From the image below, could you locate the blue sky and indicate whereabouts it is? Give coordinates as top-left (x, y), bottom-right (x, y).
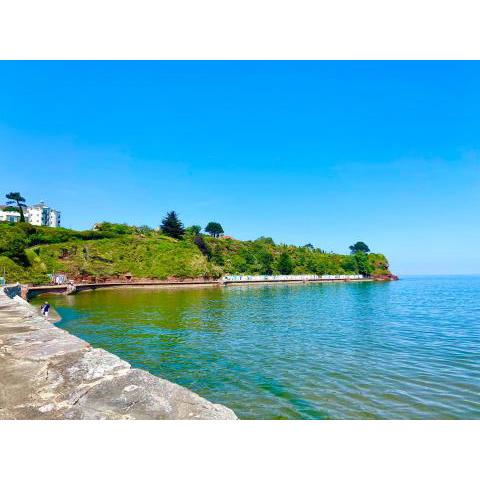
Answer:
top-left (0, 61), bottom-right (478, 274)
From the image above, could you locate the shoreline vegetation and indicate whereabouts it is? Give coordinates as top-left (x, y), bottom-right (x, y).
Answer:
top-left (0, 212), bottom-right (395, 286)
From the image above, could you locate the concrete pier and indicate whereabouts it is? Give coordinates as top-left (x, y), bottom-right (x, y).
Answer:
top-left (0, 288), bottom-right (237, 420)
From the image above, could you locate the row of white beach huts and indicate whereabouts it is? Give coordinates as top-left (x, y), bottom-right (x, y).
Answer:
top-left (222, 274), bottom-right (364, 282)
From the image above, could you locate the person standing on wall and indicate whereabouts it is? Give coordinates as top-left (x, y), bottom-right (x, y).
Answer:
top-left (40, 301), bottom-right (50, 318)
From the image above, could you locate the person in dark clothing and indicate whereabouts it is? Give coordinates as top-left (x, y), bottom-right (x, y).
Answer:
top-left (41, 301), bottom-right (50, 317)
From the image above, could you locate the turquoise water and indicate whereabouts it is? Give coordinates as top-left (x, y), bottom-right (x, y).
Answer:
top-left (34, 276), bottom-right (480, 419)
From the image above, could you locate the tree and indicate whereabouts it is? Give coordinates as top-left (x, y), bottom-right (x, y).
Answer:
top-left (354, 252), bottom-right (373, 276)
top-left (349, 241), bottom-right (370, 254)
top-left (0, 225), bottom-right (30, 266)
top-left (186, 225), bottom-right (202, 236)
top-left (205, 221), bottom-right (224, 238)
top-left (277, 251), bottom-right (294, 275)
top-left (341, 255), bottom-right (357, 273)
top-left (303, 243), bottom-right (314, 250)
top-left (160, 211), bottom-right (185, 239)
top-left (306, 256), bottom-right (318, 274)
top-left (6, 192), bottom-right (27, 222)
top-left (258, 250), bottom-right (274, 275)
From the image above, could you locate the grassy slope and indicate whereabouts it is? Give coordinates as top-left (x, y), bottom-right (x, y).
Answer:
top-left (0, 223), bottom-right (392, 284)
top-left (22, 235), bottom-right (219, 282)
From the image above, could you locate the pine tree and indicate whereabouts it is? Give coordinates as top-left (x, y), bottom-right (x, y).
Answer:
top-left (6, 192), bottom-right (27, 222)
top-left (160, 211), bottom-right (185, 239)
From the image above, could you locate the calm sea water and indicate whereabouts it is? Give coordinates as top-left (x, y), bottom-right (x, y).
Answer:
top-left (33, 276), bottom-right (480, 419)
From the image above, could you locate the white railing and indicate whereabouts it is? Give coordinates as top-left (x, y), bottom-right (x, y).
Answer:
top-left (222, 274), bottom-right (363, 282)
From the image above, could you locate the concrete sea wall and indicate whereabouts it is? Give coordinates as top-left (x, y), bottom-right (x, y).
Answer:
top-left (22, 274), bottom-right (388, 300)
top-left (0, 288), bottom-right (237, 420)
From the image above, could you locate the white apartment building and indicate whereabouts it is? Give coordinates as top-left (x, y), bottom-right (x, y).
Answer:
top-left (27, 202), bottom-right (61, 227)
top-left (0, 208), bottom-right (21, 223)
top-left (0, 202), bottom-right (61, 227)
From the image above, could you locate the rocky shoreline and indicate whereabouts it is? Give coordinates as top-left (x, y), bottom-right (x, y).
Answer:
top-left (0, 287), bottom-right (237, 420)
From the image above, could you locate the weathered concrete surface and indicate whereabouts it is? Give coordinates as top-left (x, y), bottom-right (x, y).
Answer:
top-left (0, 290), bottom-right (237, 419)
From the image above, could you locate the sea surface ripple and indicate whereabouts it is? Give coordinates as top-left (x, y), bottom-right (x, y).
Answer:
top-left (36, 275), bottom-right (480, 419)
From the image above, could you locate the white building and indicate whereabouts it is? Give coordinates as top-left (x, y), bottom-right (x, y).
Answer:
top-left (0, 202), bottom-right (61, 227)
top-left (0, 207), bottom-right (21, 223)
top-left (27, 202), bottom-right (61, 227)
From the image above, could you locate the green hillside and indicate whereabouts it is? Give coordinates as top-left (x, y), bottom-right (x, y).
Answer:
top-left (0, 222), bottom-right (392, 284)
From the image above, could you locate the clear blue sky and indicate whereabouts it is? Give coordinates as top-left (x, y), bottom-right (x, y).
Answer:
top-left (0, 61), bottom-right (478, 275)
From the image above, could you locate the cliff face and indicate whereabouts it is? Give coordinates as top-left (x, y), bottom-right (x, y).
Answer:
top-left (0, 223), bottom-right (393, 284)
